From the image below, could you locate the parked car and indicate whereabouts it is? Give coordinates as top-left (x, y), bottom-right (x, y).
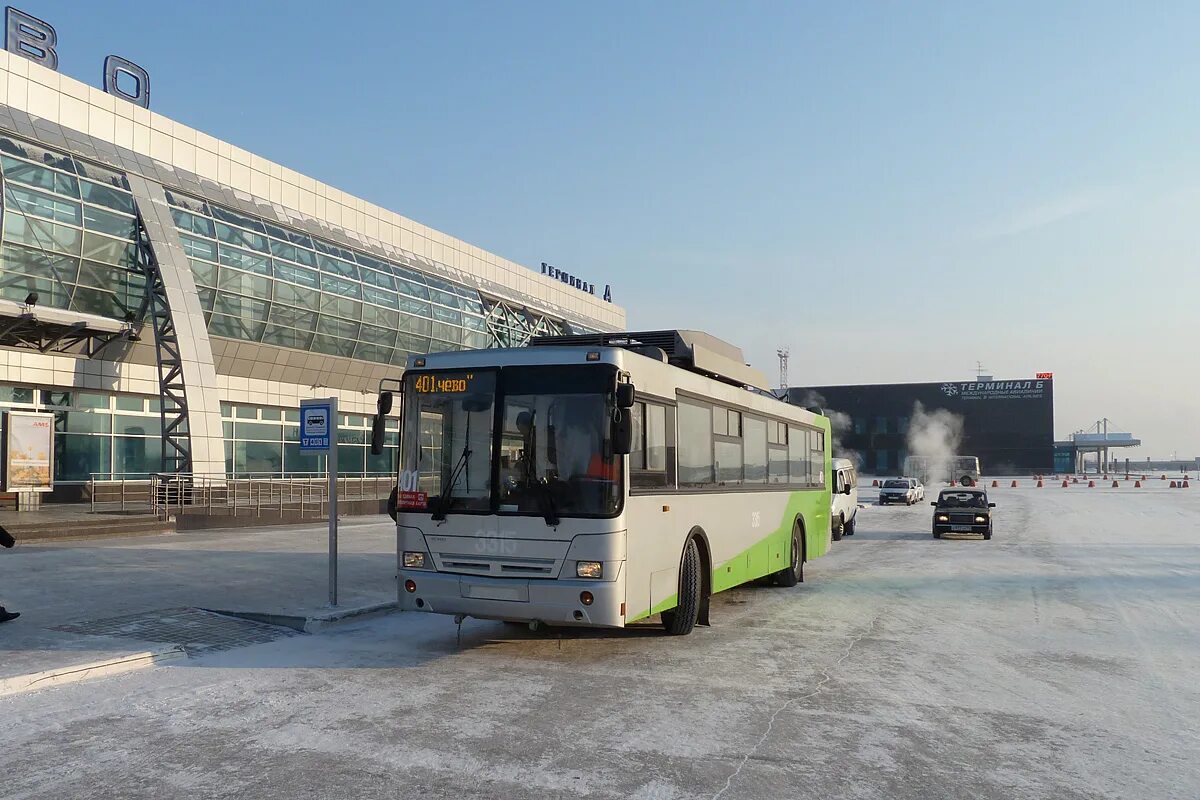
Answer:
top-left (931, 488), bottom-right (995, 539)
top-left (879, 477), bottom-right (923, 505)
top-left (830, 458), bottom-right (859, 540)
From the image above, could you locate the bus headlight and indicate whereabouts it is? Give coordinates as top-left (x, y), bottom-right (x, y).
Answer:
top-left (937, 515), bottom-right (949, 522)
top-left (403, 551), bottom-right (427, 569)
top-left (974, 516), bottom-right (987, 524)
top-left (576, 561), bottom-right (603, 579)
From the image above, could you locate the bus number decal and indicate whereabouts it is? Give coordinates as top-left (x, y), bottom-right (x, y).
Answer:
top-left (475, 535), bottom-right (517, 556)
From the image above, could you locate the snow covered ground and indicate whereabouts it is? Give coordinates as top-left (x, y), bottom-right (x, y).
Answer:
top-left (2, 486), bottom-right (1197, 799)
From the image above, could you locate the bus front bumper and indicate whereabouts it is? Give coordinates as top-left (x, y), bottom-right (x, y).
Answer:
top-left (399, 570), bottom-right (625, 628)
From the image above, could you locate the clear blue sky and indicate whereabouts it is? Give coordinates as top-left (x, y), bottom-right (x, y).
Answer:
top-left (27, 0), bottom-right (1200, 458)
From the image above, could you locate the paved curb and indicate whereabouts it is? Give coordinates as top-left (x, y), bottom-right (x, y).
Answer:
top-left (304, 601), bottom-right (399, 633)
top-left (206, 601), bottom-right (399, 634)
top-left (0, 647), bottom-right (187, 698)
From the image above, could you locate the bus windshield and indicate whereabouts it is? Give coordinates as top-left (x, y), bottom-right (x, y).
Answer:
top-left (401, 370), bottom-right (497, 514)
top-left (400, 364), bottom-right (621, 518)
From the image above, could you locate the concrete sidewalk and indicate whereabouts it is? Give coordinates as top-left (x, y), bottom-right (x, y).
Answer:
top-left (0, 516), bottom-right (397, 692)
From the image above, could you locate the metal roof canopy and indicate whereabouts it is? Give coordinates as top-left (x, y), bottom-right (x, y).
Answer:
top-left (0, 300), bottom-right (135, 358)
top-left (530, 329), bottom-right (770, 391)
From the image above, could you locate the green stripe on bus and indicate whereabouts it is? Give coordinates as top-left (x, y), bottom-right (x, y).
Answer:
top-left (626, 488), bottom-right (831, 621)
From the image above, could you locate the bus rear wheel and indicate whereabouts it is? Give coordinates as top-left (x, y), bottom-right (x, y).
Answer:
top-left (661, 539), bottom-right (701, 636)
top-left (774, 526), bottom-right (803, 587)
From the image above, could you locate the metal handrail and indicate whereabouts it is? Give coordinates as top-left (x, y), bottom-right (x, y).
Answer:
top-left (89, 471), bottom-right (393, 514)
top-left (147, 472), bottom-right (395, 520)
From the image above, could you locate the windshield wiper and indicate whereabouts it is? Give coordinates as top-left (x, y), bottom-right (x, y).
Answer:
top-left (432, 444), bottom-right (471, 522)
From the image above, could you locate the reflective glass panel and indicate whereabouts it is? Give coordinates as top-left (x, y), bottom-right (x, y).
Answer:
top-left (273, 261), bottom-right (319, 288)
top-left (211, 205), bottom-right (266, 233)
top-left (179, 233), bottom-right (217, 261)
top-left (5, 184), bottom-right (81, 224)
top-left (171, 207), bottom-right (215, 238)
top-left (215, 221), bottom-right (269, 253)
top-left (274, 282), bottom-right (320, 311)
top-left (84, 206), bottom-right (137, 239)
top-left (80, 180), bottom-right (135, 214)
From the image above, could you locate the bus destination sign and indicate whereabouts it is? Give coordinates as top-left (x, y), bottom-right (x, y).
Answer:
top-left (412, 373), bottom-right (477, 394)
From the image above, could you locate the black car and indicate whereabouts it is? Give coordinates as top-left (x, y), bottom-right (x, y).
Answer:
top-left (931, 488), bottom-right (995, 539)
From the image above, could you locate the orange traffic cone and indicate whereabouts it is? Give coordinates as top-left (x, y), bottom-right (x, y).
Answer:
top-left (1162, 475), bottom-right (1168, 480)
top-left (1061, 479), bottom-right (1069, 488)
top-left (1088, 480), bottom-right (1096, 488)
top-left (1134, 480), bottom-right (1141, 488)
top-left (949, 479), bottom-right (956, 486)
top-left (1011, 480), bottom-right (1018, 488)
top-left (1184, 481), bottom-right (1191, 488)
top-left (1036, 480), bottom-right (1044, 488)
top-left (991, 480), bottom-right (999, 488)
top-left (872, 479), bottom-right (879, 487)
top-left (1072, 477), bottom-right (1079, 484)
top-left (1111, 480), bottom-right (1119, 488)
top-left (1169, 481), bottom-right (1178, 488)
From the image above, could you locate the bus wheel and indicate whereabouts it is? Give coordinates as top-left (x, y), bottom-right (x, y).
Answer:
top-left (832, 515), bottom-right (844, 542)
top-left (662, 539), bottom-right (701, 636)
top-left (775, 526), bottom-right (803, 587)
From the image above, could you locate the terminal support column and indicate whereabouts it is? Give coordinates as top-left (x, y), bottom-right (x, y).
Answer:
top-left (125, 175), bottom-right (226, 477)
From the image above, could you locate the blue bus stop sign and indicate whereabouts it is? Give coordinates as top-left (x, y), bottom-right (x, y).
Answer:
top-left (300, 400), bottom-right (333, 451)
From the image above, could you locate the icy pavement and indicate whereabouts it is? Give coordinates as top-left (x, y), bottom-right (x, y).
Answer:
top-left (0, 516), bottom-right (396, 680)
top-left (1, 487), bottom-right (1198, 799)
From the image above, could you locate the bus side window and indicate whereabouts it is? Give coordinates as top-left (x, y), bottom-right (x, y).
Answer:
top-left (630, 402), bottom-right (646, 469)
top-left (632, 401), bottom-right (675, 490)
top-left (677, 399), bottom-right (714, 487)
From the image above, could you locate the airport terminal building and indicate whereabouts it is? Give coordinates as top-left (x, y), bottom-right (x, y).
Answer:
top-left (0, 43), bottom-right (623, 493)
top-left (788, 377), bottom-right (1055, 475)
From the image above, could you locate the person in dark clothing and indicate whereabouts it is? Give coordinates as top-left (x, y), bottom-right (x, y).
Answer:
top-left (0, 524), bottom-right (17, 623)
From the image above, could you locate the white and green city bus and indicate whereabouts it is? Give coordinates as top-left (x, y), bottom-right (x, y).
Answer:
top-left (372, 330), bottom-right (832, 635)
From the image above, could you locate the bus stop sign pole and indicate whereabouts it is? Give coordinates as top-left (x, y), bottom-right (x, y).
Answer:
top-left (300, 397), bottom-right (338, 606)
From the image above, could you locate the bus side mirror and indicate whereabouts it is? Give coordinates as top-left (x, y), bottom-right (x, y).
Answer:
top-left (369, 391), bottom-right (393, 456)
top-left (616, 383), bottom-right (635, 409)
top-left (988, 502), bottom-right (996, 508)
top-left (930, 502), bottom-right (937, 506)
top-left (386, 487), bottom-right (398, 522)
top-left (612, 408), bottom-right (634, 455)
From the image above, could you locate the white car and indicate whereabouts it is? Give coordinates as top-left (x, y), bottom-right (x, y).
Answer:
top-left (879, 477), bottom-right (924, 505)
top-left (830, 458), bottom-right (859, 540)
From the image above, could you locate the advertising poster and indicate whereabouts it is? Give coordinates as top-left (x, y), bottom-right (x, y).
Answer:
top-left (4, 411), bottom-right (55, 492)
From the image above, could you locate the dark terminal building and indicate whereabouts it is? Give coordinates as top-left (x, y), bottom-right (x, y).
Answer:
top-left (786, 377), bottom-right (1055, 475)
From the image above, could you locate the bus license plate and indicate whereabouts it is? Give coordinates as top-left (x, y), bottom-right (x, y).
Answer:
top-left (951, 525), bottom-right (972, 532)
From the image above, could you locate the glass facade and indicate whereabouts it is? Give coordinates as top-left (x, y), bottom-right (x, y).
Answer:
top-left (0, 135), bottom-right (147, 320)
top-left (165, 189), bottom-right (495, 364)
